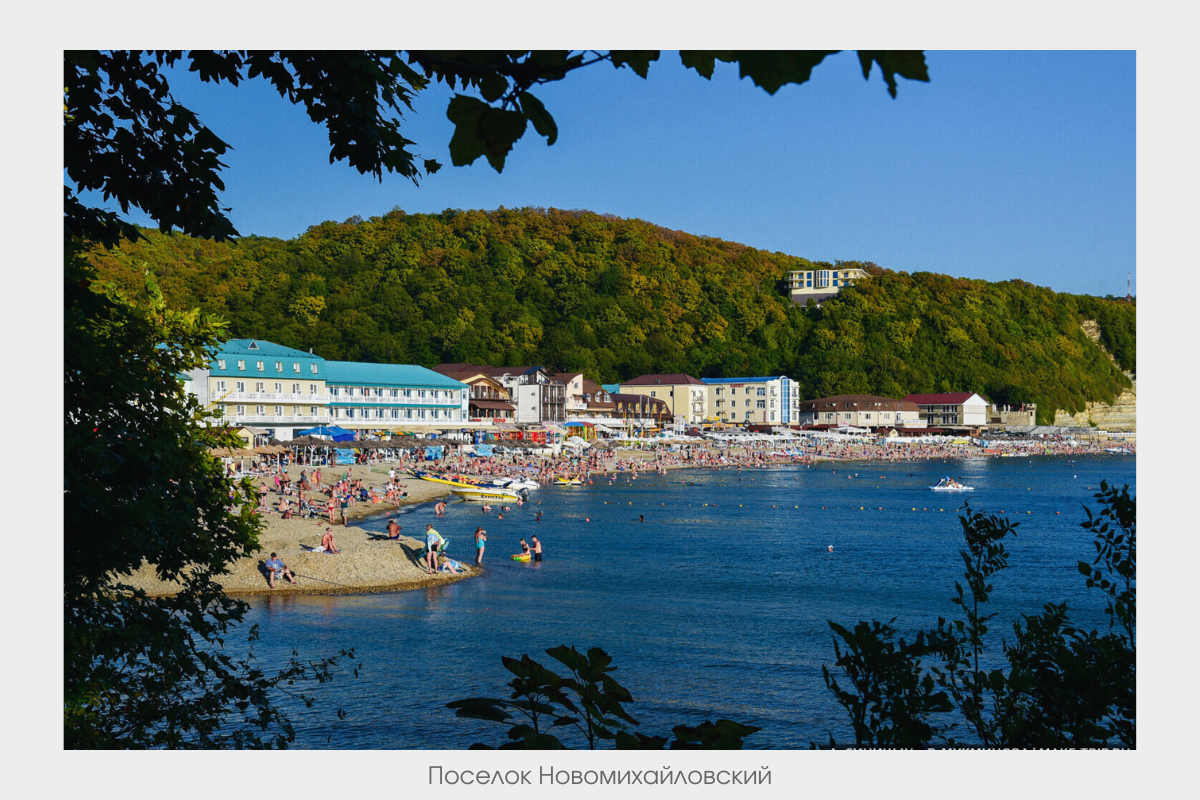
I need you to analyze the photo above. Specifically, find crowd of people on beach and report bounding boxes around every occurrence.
[222,432,1130,590]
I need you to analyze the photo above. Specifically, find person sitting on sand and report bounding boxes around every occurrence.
[439,557,464,574]
[319,527,341,554]
[264,553,298,588]
[386,518,401,540]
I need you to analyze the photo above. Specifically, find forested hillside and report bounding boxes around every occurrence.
[88,207,1135,424]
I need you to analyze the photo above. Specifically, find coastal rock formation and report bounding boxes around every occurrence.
[1052,320,1136,431]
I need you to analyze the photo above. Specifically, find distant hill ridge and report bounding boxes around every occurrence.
[88,206,1135,425]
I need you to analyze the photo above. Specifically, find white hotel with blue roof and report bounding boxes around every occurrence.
[700,375,799,425]
[185,339,469,439]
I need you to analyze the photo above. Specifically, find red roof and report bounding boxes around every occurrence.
[622,373,705,386]
[903,392,985,405]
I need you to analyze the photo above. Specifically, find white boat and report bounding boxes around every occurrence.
[492,477,540,491]
[450,486,524,502]
[930,478,974,492]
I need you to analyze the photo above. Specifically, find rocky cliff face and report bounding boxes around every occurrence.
[1052,321,1136,430]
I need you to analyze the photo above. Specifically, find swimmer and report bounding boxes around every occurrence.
[828,545,834,552]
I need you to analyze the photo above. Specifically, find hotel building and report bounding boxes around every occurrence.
[618,374,708,424]
[701,376,799,425]
[323,361,468,430]
[785,265,869,305]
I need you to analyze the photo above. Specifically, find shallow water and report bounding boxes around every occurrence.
[243,455,1135,748]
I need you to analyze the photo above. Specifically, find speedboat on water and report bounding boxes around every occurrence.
[930,477,974,492]
[491,476,540,491]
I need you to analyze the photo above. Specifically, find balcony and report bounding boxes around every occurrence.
[329,394,456,405]
[220,391,331,404]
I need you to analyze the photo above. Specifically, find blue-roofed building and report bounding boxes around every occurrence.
[186,339,332,439]
[700,375,799,425]
[323,361,469,429]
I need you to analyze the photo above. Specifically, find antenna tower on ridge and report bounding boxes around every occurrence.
[1127,272,1132,303]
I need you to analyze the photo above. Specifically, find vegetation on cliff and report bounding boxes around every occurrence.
[88,207,1134,424]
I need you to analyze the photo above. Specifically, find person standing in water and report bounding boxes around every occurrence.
[474,526,487,565]
[531,535,543,562]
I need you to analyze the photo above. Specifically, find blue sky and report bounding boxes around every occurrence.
[118,50,1134,297]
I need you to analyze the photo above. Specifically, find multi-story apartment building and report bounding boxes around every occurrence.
[323,362,467,429]
[797,395,926,429]
[186,339,331,439]
[785,265,869,305]
[618,374,708,424]
[903,392,990,428]
[701,376,799,426]
[435,363,566,425]
[432,367,516,421]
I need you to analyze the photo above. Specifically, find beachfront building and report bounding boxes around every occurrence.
[434,363,567,425]
[558,373,589,418]
[784,265,870,305]
[323,361,468,431]
[618,374,708,425]
[797,395,925,430]
[186,339,332,439]
[702,376,800,425]
[579,379,615,418]
[903,392,989,428]
[611,393,672,427]
[432,367,516,422]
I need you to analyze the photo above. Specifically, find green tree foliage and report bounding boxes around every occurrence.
[63,245,356,747]
[89,213,1135,422]
[447,645,760,749]
[819,482,1135,748]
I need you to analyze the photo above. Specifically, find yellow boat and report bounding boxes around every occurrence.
[410,470,482,489]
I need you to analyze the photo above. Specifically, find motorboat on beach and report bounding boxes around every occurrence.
[554,476,583,486]
[930,477,974,492]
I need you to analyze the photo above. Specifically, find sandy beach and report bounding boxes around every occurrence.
[121,463,469,597]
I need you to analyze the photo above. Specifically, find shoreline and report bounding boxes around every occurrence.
[124,445,1132,598]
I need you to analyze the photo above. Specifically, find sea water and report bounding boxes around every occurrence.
[243,455,1135,749]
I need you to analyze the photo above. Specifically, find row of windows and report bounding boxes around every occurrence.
[822,412,897,421]
[714,399,771,408]
[217,358,319,374]
[719,411,779,421]
[217,380,320,394]
[712,387,772,397]
[329,386,457,400]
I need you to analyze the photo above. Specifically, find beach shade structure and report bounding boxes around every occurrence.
[296,425,341,438]
[564,435,591,448]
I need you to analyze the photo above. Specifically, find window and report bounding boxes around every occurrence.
[310,406,318,417]
[806,280,812,287]
[650,391,656,398]
[275,361,282,372]
[757,387,766,396]
[216,380,226,392]
[292,383,300,393]
[745,399,751,407]
[824,413,833,420]
[274,383,282,393]
[716,388,723,396]
[346,409,355,418]
[403,389,411,398]
[390,409,398,419]
[864,413,872,420]
[255,382,264,392]
[236,405,245,416]
[418,409,426,419]
[256,361,264,371]
[405,409,413,419]
[311,363,318,374]
[255,405,264,415]
[832,279,839,287]
[756,400,766,409]
[330,387,340,396]
[310,383,317,394]
[236,381,245,392]
[274,406,283,416]
[293,362,301,373]
[217,359,226,370]
[391,389,399,397]
[237,360,245,371]
[432,410,440,419]
[418,389,426,398]
[770,412,776,421]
